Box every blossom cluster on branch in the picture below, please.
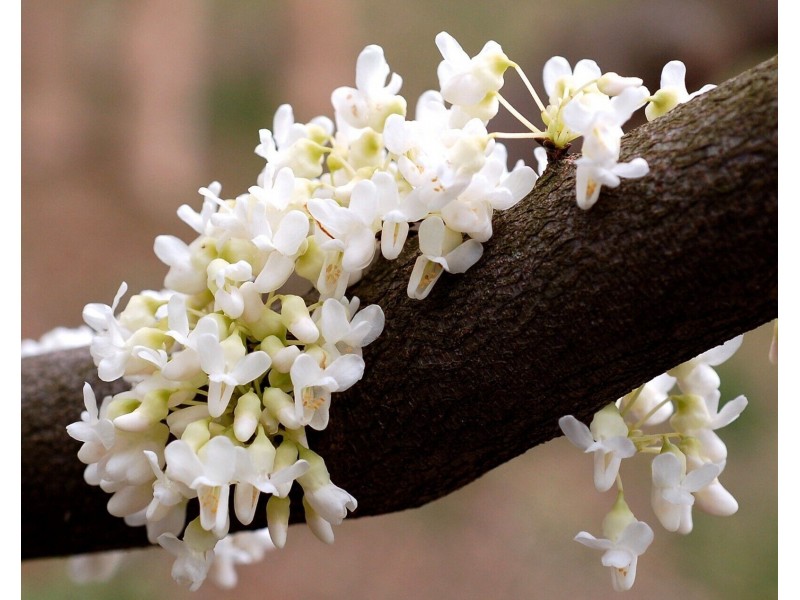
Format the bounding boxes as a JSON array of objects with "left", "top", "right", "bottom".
[
  {"left": 44, "top": 32, "right": 721, "bottom": 591},
  {"left": 560, "top": 336, "right": 747, "bottom": 591}
]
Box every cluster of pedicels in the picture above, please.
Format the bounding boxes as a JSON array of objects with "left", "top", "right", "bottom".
[{"left": 58, "top": 32, "right": 719, "bottom": 590}]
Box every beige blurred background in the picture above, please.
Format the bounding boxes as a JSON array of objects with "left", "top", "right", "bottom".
[{"left": 21, "top": 1, "right": 777, "bottom": 598}]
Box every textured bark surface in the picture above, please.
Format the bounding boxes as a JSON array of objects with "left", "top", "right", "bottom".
[{"left": 21, "top": 56, "right": 777, "bottom": 559}]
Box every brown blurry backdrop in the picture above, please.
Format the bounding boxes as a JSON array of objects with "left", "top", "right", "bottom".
[{"left": 21, "top": 1, "right": 777, "bottom": 598}]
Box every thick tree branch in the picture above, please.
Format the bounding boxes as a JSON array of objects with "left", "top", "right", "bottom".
[{"left": 22, "top": 56, "right": 777, "bottom": 559}]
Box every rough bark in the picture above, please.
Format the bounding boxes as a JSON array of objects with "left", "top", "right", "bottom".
[{"left": 21, "top": 56, "right": 777, "bottom": 559}]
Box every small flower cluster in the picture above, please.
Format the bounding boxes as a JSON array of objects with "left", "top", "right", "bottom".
[
  {"left": 559, "top": 336, "right": 747, "bottom": 591},
  {"left": 60, "top": 31, "right": 720, "bottom": 591}
]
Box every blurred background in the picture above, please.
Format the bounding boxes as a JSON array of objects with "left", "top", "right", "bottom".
[{"left": 21, "top": 0, "right": 777, "bottom": 598}]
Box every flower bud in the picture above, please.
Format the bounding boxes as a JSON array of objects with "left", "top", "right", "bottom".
[
  {"left": 280, "top": 295, "right": 320, "bottom": 344},
  {"left": 263, "top": 387, "right": 302, "bottom": 429},
  {"left": 233, "top": 391, "right": 262, "bottom": 442},
  {"left": 267, "top": 495, "right": 290, "bottom": 548}
]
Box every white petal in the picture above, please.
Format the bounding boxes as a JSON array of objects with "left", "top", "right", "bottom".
[
  {"left": 319, "top": 299, "right": 350, "bottom": 344},
  {"left": 617, "top": 521, "right": 654, "bottom": 556},
  {"left": 356, "top": 45, "right": 390, "bottom": 93},
  {"left": 443, "top": 239, "right": 484, "bottom": 273},
  {"left": 660, "top": 60, "right": 687, "bottom": 90},
  {"left": 253, "top": 253, "right": 295, "bottom": 293},
  {"left": 573, "top": 531, "right": 612, "bottom": 551},
  {"left": 327, "top": 354, "right": 366, "bottom": 391},
  {"left": 543, "top": 56, "right": 571, "bottom": 98},
  {"left": 558, "top": 416, "right": 594, "bottom": 451},
  {"left": 652, "top": 452, "right": 682, "bottom": 488},
  {"left": 683, "top": 462, "right": 721, "bottom": 493},
  {"left": 711, "top": 395, "right": 747, "bottom": 429},
  {"left": 274, "top": 211, "right": 309, "bottom": 256},
  {"left": 230, "top": 351, "right": 271, "bottom": 385},
  {"left": 612, "top": 158, "right": 649, "bottom": 179},
  {"left": 418, "top": 216, "right": 447, "bottom": 257}
]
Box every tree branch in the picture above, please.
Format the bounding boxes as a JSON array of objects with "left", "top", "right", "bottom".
[{"left": 21, "top": 56, "right": 777, "bottom": 560}]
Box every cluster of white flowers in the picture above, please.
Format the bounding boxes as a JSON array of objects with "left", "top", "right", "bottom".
[
  {"left": 559, "top": 336, "right": 747, "bottom": 591},
  {"left": 56, "top": 31, "right": 720, "bottom": 591}
]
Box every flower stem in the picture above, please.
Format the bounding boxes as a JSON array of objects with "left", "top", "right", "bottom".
[
  {"left": 514, "top": 65, "right": 546, "bottom": 112},
  {"left": 496, "top": 93, "right": 543, "bottom": 134}
]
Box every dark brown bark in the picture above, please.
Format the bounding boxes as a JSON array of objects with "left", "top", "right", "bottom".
[{"left": 21, "top": 56, "right": 777, "bottom": 559}]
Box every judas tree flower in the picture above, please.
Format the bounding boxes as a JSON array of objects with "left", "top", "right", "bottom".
[
  {"left": 142, "top": 450, "right": 191, "bottom": 531},
  {"left": 289, "top": 352, "right": 365, "bottom": 430},
  {"left": 559, "top": 403, "right": 636, "bottom": 492},
  {"left": 297, "top": 448, "right": 357, "bottom": 543},
  {"left": 435, "top": 31, "right": 513, "bottom": 117},
  {"left": 440, "top": 144, "right": 537, "bottom": 242},
  {"left": 331, "top": 44, "right": 406, "bottom": 133},
  {"left": 83, "top": 282, "right": 164, "bottom": 382},
  {"left": 669, "top": 335, "right": 743, "bottom": 400},
  {"left": 255, "top": 104, "right": 333, "bottom": 179},
  {"left": 196, "top": 333, "right": 271, "bottom": 418},
  {"left": 164, "top": 437, "right": 238, "bottom": 538},
  {"left": 307, "top": 179, "right": 380, "bottom": 274},
  {"left": 176, "top": 182, "right": 221, "bottom": 235},
  {"left": 407, "top": 216, "right": 484, "bottom": 300},
  {"left": 315, "top": 296, "right": 385, "bottom": 358},
  {"left": 158, "top": 518, "right": 219, "bottom": 592},
  {"left": 684, "top": 445, "right": 739, "bottom": 517},
  {"left": 574, "top": 492, "right": 654, "bottom": 591},
  {"left": 542, "top": 57, "right": 602, "bottom": 105},
  {"left": 650, "top": 449, "right": 719, "bottom": 533},
  {"left": 232, "top": 429, "right": 309, "bottom": 525},
  {"left": 67, "top": 383, "right": 115, "bottom": 464},
  {"left": 208, "top": 529, "right": 275, "bottom": 589},
  {"left": 645, "top": 60, "right": 716, "bottom": 121},
  {"left": 561, "top": 86, "right": 650, "bottom": 209}
]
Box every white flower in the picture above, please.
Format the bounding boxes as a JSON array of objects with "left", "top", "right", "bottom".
[
  {"left": 651, "top": 450, "right": 719, "bottom": 533},
  {"left": 142, "top": 450, "right": 191, "bottom": 530},
  {"left": 407, "top": 216, "right": 484, "bottom": 300},
  {"left": 297, "top": 448, "right": 357, "bottom": 542},
  {"left": 67, "top": 383, "right": 115, "bottom": 463},
  {"left": 669, "top": 335, "right": 743, "bottom": 400},
  {"left": 206, "top": 259, "right": 253, "bottom": 319},
  {"left": 256, "top": 104, "right": 333, "bottom": 179},
  {"left": 684, "top": 445, "right": 739, "bottom": 517},
  {"left": 177, "top": 182, "right": 222, "bottom": 235},
  {"left": 645, "top": 60, "right": 716, "bottom": 121},
  {"left": 196, "top": 333, "right": 271, "bottom": 418},
  {"left": 315, "top": 297, "right": 385, "bottom": 358},
  {"left": 307, "top": 179, "right": 380, "bottom": 273},
  {"left": 331, "top": 44, "right": 406, "bottom": 132},
  {"left": 372, "top": 170, "right": 425, "bottom": 260},
  {"left": 232, "top": 429, "right": 309, "bottom": 525},
  {"left": 441, "top": 144, "right": 536, "bottom": 241},
  {"left": 559, "top": 403, "right": 636, "bottom": 492},
  {"left": 164, "top": 437, "right": 238, "bottom": 538},
  {"left": 562, "top": 86, "right": 650, "bottom": 209},
  {"left": 209, "top": 529, "right": 275, "bottom": 589},
  {"left": 153, "top": 235, "right": 214, "bottom": 295},
  {"left": 574, "top": 492, "right": 654, "bottom": 591},
  {"left": 543, "top": 57, "right": 602, "bottom": 104},
  {"left": 290, "top": 352, "right": 365, "bottom": 430},
  {"left": 158, "top": 518, "right": 218, "bottom": 591},
  {"left": 435, "top": 31, "right": 512, "bottom": 114}
]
